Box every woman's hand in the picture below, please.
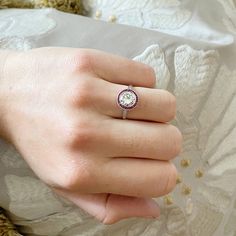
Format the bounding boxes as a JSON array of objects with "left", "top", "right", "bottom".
[{"left": 0, "top": 47, "right": 182, "bottom": 224}]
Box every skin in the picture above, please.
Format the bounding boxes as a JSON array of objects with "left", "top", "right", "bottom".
[{"left": 0, "top": 47, "right": 182, "bottom": 224}]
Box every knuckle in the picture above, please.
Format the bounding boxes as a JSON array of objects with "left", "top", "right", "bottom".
[
  {"left": 173, "top": 126, "right": 183, "bottom": 155},
  {"left": 60, "top": 163, "right": 92, "bottom": 191},
  {"left": 163, "top": 91, "right": 176, "bottom": 120},
  {"left": 168, "top": 125, "right": 183, "bottom": 157},
  {"left": 73, "top": 50, "right": 93, "bottom": 73},
  {"left": 143, "top": 65, "right": 156, "bottom": 87},
  {"left": 162, "top": 163, "right": 178, "bottom": 195},
  {"left": 68, "top": 78, "right": 93, "bottom": 108},
  {"left": 64, "top": 119, "right": 94, "bottom": 150}
]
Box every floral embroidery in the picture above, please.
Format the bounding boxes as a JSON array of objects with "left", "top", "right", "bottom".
[
  {"left": 133, "top": 44, "right": 170, "bottom": 89},
  {"left": 83, "top": 0, "right": 192, "bottom": 30},
  {"left": 0, "top": 9, "right": 56, "bottom": 50},
  {"left": 218, "top": 0, "right": 236, "bottom": 34}
]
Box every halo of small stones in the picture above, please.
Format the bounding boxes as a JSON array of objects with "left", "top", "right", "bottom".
[{"left": 117, "top": 89, "right": 138, "bottom": 110}]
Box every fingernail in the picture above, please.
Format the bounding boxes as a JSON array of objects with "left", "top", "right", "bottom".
[{"left": 146, "top": 199, "right": 160, "bottom": 217}]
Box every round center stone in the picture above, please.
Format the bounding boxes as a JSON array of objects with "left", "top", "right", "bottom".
[{"left": 118, "top": 89, "right": 138, "bottom": 109}]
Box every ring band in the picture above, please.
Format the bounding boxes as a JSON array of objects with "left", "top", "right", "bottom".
[{"left": 117, "top": 85, "right": 138, "bottom": 119}]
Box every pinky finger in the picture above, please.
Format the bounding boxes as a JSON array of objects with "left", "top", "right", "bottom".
[{"left": 53, "top": 190, "right": 160, "bottom": 224}]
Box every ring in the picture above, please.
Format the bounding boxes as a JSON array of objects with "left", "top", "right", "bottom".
[{"left": 117, "top": 85, "right": 138, "bottom": 119}]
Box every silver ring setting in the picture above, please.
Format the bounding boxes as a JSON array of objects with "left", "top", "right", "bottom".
[{"left": 117, "top": 85, "right": 138, "bottom": 119}]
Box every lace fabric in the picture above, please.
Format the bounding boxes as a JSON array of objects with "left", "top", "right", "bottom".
[{"left": 0, "top": 1, "right": 236, "bottom": 235}]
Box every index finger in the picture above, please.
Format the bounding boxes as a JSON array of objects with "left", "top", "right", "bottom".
[{"left": 79, "top": 49, "right": 156, "bottom": 88}]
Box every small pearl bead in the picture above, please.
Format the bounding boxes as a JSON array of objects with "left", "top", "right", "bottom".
[
  {"left": 108, "top": 15, "right": 117, "bottom": 23},
  {"left": 163, "top": 195, "right": 174, "bottom": 205},
  {"left": 95, "top": 10, "right": 102, "bottom": 18},
  {"left": 176, "top": 174, "right": 182, "bottom": 184},
  {"left": 182, "top": 185, "right": 192, "bottom": 195},
  {"left": 195, "top": 169, "right": 204, "bottom": 178},
  {"left": 186, "top": 198, "right": 194, "bottom": 215},
  {"left": 180, "top": 159, "right": 191, "bottom": 168}
]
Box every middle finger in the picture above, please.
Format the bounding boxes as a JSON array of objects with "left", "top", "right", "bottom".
[{"left": 104, "top": 119, "right": 182, "bottom": 160}]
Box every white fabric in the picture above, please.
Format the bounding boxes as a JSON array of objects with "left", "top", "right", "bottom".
[
  {"left": 0, "top": 1, "right": 236, "bottom": 235},
  {"left": 83, "top": 0, "right": 235, "bottom": 45}
]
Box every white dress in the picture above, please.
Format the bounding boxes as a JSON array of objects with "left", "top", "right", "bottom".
[{"left": 0, "top": 0, "right": 236, "bottom": 235}]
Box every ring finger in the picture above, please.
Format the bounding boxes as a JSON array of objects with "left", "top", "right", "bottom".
[{"left": 95, "top": 79, "right": 176, "bottom": 123}]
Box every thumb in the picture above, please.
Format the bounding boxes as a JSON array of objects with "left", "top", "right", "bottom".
[{"left": 54, "top": 190, "right": 160, "bottom": 224}]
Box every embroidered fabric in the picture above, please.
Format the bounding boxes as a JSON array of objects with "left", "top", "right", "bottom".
[
  {"left": 0, "top": 2, "right": 236, "bottom": 235},
  {"left": 82, "top": 0, "right": 234, "bottom": 45},
  {"left": 82, "top": 0, "right": 192, "bottom": 30},
  {"left": 0, "top": 9, "right": 56, "bottom": 50},
  {"left": 217, "top": 0, "right": 236, "bottom": 35}
]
